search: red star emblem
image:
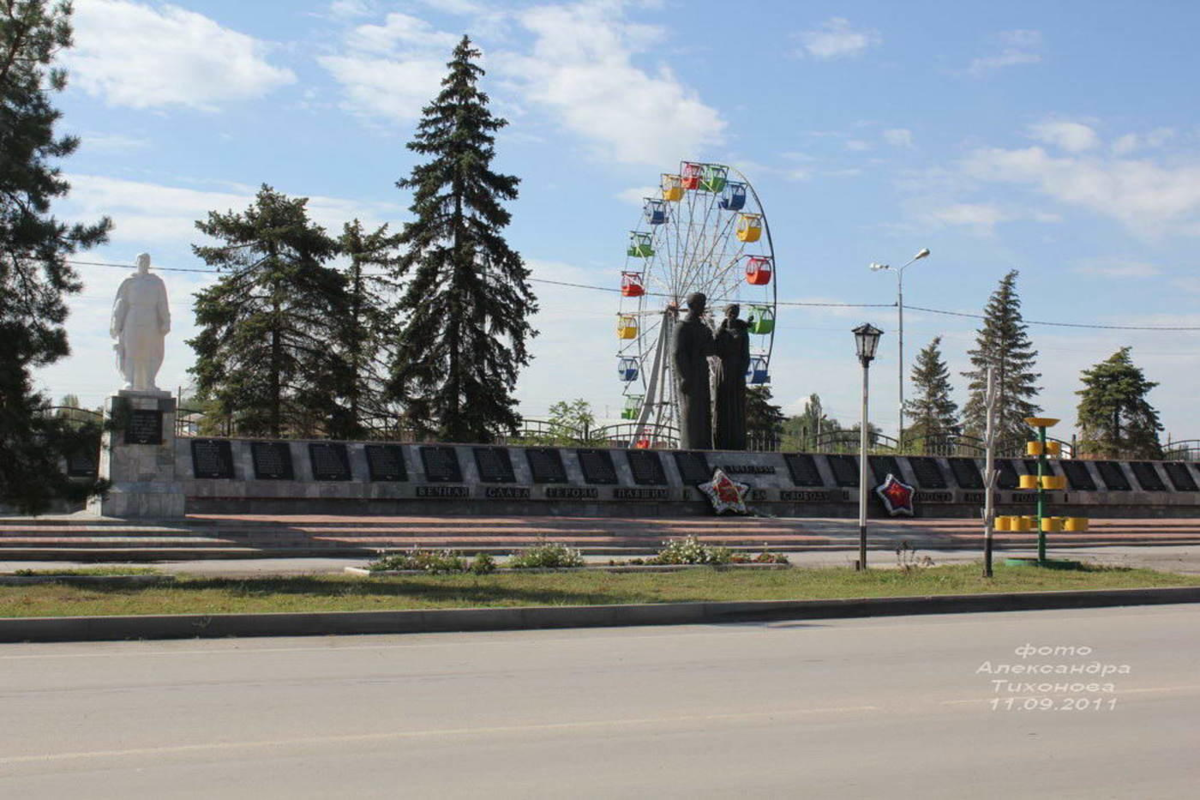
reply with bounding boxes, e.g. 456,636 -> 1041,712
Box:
698,468 -> 751,516
875,473 -> 915,516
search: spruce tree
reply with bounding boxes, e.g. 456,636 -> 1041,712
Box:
188,185 -> 348,439
746,385 -> 785,449
388,36 -> 537,443
1,1 -> 110,512
1076,347 -> 1162,459
337,219 -> 402,438
961,271 -> 1041,442
903,336 -> 960,449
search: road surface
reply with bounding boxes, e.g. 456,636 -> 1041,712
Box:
2,605 -> 1197,798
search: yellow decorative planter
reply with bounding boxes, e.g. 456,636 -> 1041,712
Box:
1019,474 -> 1039,490
995,516 -> 1011,531
1041,517 -> 1063,532
1024,417 -> 1061,428
1064,517 -> 1088,532
1040,475 -> 1066,490
1046,441 -> 1061,456
1026,441 -> 1044,456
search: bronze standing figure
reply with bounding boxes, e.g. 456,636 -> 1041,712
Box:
713,304 -> 750,450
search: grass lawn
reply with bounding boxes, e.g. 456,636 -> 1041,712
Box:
0,563 -> 1197,618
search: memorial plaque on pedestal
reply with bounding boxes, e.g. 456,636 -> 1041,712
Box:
190,439 -> 235,479
626,450 -> 666,485
419,446 -> 462,483
1163,462 -> 1199,492
124,409 -> 163,445
251,441 -> 294,480
996,460 -> 1020,490
66,447 -> 99,478
365,445 -> 407,482
309,442 -> 351,481
825,455 -> 859,487
869,455 -> 903,484
948,458 -> 985,490
1059,460 -> 1096,491
672,451 -> 710,484
783,454 -> 824,487
473,447 -> 516,483
576,449 -> 618,485
908,457 -> 948,489
525,448 -> 567,483
1095,461 -> 1131,491
1129,462 -> 1167,492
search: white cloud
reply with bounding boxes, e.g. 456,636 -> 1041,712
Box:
1111,127 -> 1175,155
328,0 -> 375,18
845,139 -> 871,152
66,0 -> 294,111
497,2 -> 725,165
927,203 -> 1008,234
969,28 -> 1043,76
616,186 -> 658,205
344,12 -> 458,53
796,18 -> 881,60
1028,120 -> 1099,153
415,0 -> 487,14
78,132 -> 151,153
961,146 -> 1200,237
882,128 -> 913,148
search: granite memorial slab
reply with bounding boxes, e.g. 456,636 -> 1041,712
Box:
1129,462 -> 1167,492
783,453 -> 824,487
1094,461 -> 1132,491
996,460 -> 1020,490
1162,462 -> 1199,492
124,409 -> 163,445
825,454 -> 860,487
420,446 -> 463,483
525,448 -> 568,483
365,444 -> 407,482
190,439 -> 235,479
309,442 -> 352,481
947,457 -> 984,490
1059,460 -> 1097,491
576,449 -> 619,485
626,450 -> 667,485
66,447 -> 99,478
869,455 -> 903,484
907,457 -> 948,489
473,447 -> 517,483
672,451 -> 711,484
251,441 -> 294,480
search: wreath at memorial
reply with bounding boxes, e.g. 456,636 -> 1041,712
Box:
875,473 -> 915,517
697,468 -> 752,516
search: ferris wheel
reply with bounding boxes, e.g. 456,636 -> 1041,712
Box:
615,161 -> 777,446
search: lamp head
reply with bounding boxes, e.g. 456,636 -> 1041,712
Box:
853,322 -> 883,366
869,262 -> 890,272
914,248 -> 931,260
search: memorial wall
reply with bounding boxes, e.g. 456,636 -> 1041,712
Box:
170,436 -> 1200,519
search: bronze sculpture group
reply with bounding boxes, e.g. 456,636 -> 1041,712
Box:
672,292 -> 751,451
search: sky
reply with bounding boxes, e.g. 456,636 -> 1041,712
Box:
31,0 -> 1200,442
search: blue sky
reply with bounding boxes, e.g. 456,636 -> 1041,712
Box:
36,0 -> 1200,441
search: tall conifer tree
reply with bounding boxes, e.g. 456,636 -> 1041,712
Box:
1076,347 -> 1162,458
904,336 -> 960,448
1,1 -> 110,511
338,219 -> 402,438
961,270 -> 1041,441
388,36 -> 537,443
188,186 -> 348,439
746,385 -> 786,449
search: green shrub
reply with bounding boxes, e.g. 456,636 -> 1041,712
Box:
507,541 -> 585,569
651,536 -> 732,566
369,549 -> 467,574
470,552 -> 497,575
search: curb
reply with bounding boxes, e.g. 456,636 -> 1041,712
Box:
2,586 -> 1199,643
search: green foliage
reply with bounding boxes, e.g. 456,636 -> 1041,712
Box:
507,540 -> 585,569
651,536 -> 733,565
387,36 -> 538,443
746,385 -> 786,446
337,219 -> 403,438
962,271 -> 1041,441
782,393 -> 841,451
369,549 -> 467,574
903,336 -> 960,449
1075,347 -> 1163,459
470,552 -> 497,574
1,1 -> 111,512
188,185 -> 350,439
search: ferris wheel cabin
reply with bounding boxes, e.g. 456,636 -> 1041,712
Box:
745,256 -> 773,285
618,357 -> 639,382
621,271 -> 645,297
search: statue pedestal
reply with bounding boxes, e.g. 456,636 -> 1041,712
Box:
87,393 -> 185,518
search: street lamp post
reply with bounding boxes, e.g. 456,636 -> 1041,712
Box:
869,248 -> 930,447
853,323 -> 883,571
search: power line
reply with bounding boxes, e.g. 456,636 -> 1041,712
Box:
61,259 -> 1200,331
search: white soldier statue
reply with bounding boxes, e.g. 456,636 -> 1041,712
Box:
110,253 -> 171,394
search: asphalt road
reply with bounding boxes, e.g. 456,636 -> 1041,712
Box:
2,605 -> 1198,799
